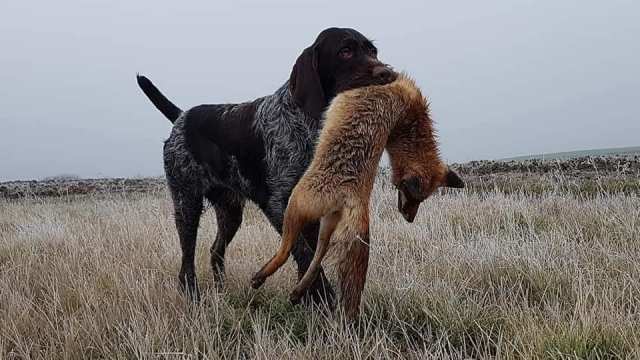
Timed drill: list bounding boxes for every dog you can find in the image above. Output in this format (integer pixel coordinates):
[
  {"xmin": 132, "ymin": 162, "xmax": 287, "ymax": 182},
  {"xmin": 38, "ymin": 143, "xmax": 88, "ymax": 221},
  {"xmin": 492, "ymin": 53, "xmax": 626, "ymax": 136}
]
[
  {"xmin": 136, "ymin": 28, "xmax": 397, "ymax": 304},
  {"xmin": 250, "ymin": 74, "xmax": 464, "ymax": 319}
]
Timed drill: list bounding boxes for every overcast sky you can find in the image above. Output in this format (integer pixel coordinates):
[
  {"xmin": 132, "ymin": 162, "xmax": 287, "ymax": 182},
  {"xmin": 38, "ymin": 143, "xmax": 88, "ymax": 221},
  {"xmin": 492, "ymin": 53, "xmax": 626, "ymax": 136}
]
[{"xmin": 1, "ymin": 0, "xmax": 638, "ymax": 181}]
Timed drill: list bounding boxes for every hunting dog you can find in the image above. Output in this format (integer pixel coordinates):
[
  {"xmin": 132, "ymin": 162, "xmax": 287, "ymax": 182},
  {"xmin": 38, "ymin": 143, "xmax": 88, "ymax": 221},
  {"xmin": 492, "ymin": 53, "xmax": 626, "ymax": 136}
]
[
  {"xmin": 136, "ymin": 28, "xmax": 396, "ymax": 304},
  {"xmin": 251, "ymin": 74, "xmax": 464, "ymax": 319}
]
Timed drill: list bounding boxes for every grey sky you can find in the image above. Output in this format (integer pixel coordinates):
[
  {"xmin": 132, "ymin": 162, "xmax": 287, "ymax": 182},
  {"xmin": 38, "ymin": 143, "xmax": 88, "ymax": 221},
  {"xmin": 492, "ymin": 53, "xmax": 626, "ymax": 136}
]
[{"xmin": 1, "ymin": 0, "xmax": 638, "ymax": 181}]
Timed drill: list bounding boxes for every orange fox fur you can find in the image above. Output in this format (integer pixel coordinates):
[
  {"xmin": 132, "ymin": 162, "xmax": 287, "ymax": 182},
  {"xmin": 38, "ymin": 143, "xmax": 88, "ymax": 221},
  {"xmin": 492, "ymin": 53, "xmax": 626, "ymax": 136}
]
[{"xmin": 251, "ymin": 73, "xmax": 464, "ymax": 319}]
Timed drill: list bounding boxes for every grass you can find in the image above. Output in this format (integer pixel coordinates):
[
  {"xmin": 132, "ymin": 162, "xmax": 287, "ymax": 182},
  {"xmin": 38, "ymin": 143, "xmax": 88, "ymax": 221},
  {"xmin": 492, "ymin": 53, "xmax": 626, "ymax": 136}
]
[{"xmin": 1, "ymin": 177, "xmax": 639, "ymax": 359}]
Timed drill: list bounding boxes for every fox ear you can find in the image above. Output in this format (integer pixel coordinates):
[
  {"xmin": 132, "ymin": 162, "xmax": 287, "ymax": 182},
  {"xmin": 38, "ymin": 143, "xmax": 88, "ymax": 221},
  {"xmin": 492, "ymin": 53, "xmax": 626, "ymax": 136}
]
[{"xmin": 444, "ymin": 169, "xmax": 465, "ymax": 188}]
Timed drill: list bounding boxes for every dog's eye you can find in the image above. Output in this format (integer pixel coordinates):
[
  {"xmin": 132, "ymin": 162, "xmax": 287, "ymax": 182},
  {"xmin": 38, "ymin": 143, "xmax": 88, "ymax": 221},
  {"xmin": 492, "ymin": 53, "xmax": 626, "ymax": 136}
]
[{"xmin": 338, "ymin": 47, "xmax": 353, "ymax": 59}]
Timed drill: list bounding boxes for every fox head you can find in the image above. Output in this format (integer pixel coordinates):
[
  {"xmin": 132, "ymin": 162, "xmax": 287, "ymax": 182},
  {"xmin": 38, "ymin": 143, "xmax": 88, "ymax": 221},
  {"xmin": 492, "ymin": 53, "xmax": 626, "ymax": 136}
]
[
  {"xmin": 396, "ymin": 166, "xmax": 464, "ymax": 222},
  {"xmin": 385, "ymin": 74, "xmax": 465, "ymax": 222}
]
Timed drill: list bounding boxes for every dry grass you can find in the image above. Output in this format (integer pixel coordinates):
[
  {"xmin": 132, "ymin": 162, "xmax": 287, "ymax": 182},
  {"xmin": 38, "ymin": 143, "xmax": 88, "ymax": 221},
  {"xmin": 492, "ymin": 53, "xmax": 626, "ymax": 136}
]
[{"xmin": 1, "ymin": 177, "xmax": 639, "ymax": 359}]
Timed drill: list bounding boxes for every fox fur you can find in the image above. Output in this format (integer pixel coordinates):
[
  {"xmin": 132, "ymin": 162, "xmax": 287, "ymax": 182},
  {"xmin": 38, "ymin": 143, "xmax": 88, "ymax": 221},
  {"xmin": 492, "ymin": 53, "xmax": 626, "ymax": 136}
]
[{"xmin": 251, "ymin": 73, "xmax": 464, "ymax": 319}]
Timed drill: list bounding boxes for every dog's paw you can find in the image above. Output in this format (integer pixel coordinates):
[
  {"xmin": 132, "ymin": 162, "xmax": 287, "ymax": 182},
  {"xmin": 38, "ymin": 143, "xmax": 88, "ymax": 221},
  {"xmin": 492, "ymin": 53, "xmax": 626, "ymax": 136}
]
[
  {"xmin": 179, "ymin": 273, "xmax": 201, "ymax": 303},
  {"xmin": 251, "ymin": 273, "xmax": 266, "ymax": 289}
]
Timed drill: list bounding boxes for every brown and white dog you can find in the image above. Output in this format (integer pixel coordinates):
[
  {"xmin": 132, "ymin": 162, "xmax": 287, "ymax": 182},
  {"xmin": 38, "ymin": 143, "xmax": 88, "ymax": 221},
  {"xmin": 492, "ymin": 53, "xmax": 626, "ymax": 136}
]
[{"xmin": 251, "ymin": 74, "xmax": 464, "ymax": 319}]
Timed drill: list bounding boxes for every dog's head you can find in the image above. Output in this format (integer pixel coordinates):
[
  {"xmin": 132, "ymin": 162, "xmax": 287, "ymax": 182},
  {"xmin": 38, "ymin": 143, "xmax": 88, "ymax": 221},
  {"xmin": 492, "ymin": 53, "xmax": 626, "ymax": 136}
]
[
  {"xmin": 396, "ymin": 166, "xmax": 464, "ymax": 223},
  {"xmin": 289, "ymin": 27, "xmax": 397, "ymax": 120}
]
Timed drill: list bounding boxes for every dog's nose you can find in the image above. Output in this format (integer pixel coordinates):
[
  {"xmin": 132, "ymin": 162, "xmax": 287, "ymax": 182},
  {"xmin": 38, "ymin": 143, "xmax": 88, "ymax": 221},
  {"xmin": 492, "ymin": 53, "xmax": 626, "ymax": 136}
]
[{"xmin": 372, "ymin": 66, "xmax": 396, "ymax": 84}]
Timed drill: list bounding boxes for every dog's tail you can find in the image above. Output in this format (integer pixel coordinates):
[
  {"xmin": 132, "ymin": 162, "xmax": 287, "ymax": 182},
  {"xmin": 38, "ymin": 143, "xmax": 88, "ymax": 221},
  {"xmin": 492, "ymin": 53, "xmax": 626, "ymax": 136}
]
[{"xmin": 136, "ymin": 74, "xmax": 182, "ymax": 123}]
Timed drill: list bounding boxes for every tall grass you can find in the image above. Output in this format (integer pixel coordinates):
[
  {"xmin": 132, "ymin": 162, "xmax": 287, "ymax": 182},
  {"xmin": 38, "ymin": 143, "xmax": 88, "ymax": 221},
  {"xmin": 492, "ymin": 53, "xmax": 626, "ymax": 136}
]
[{"xmin": 1, "ymin": 179, "xmax": 639, "ymax": 359}]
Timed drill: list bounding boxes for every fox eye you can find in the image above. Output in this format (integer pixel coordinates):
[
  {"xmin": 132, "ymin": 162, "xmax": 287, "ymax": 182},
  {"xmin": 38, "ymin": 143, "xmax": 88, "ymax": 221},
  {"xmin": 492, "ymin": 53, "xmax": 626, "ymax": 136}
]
[{"xmin": 339, "ymin": 47, "xmax": 353, "ymax": 59}]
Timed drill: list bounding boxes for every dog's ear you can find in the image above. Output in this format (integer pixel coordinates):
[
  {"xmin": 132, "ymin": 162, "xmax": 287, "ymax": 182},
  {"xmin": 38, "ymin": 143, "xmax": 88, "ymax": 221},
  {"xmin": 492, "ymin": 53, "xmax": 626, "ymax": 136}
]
[
  {"xmin": 443, "ymin": 169, "xmax": 465, "ymax": 188},
  {"xmin": 289, "ymin": 46, "xmax": 326, "ymax": 120}
]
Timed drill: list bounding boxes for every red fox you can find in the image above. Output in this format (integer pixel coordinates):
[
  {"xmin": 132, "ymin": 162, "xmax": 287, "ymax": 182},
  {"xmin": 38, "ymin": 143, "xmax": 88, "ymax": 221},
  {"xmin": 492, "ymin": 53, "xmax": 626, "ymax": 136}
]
[{"xmin": 251, "ymin": 73, "xmax": 464, "ymax": 319}]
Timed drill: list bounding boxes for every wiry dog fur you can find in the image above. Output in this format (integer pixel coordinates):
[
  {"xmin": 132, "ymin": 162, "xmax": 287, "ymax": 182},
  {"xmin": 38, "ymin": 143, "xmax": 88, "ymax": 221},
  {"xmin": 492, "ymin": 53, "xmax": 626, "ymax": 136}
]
[
  {"xmin": 251, "ymin": 74, "xmax": 464, "ymax": 319},
  {"xmin": 137, "ymin": 28, "xmax": 396, "ymax": 305}
]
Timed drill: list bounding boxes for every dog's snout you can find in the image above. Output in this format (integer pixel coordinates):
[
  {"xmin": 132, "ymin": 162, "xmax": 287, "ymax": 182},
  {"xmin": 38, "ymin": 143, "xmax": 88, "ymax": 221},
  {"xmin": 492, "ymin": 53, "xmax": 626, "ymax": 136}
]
[{"xmin": 372, "ymin": 66, "xmax": 397, "ymax": 84}]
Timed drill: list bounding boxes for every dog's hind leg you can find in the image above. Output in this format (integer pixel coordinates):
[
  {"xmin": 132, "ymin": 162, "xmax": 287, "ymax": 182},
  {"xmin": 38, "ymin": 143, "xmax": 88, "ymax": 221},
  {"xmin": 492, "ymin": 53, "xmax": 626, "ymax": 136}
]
[
  {"xmin": 251, "ymin": 195, "xmax": 318, "ymax": 289},
  {"xmin": 207, "ymin": 188, "xmax": 245, "ymax": 286},
  {"xmin": 170, "ymin": 187, "xmax": 204, "ymax": 302},
  {"xmin": 289, "ymin": 210, "xmax": 342, "ymax": 304}
]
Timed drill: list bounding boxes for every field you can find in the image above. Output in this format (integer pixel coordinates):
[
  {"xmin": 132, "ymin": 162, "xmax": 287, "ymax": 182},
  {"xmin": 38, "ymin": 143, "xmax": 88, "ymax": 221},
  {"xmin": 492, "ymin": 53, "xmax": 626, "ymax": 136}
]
[{"xmin": 1, "ymin": 156, "xmax": 639, "ymax": 359}]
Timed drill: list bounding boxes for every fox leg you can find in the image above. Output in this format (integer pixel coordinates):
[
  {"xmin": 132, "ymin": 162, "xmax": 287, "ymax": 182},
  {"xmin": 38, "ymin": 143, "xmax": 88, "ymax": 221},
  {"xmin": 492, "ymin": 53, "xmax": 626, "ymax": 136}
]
[
  {"xmin": 251, "ymin": 195, "xmax": 317, "ymax": 289},
  {"xmin": 289, "ymin": 210, "xmax": 342, "ymax": 304},
  {"xmin": 337, "ymin": 206, "xmax": 371, "ymax": 320}
]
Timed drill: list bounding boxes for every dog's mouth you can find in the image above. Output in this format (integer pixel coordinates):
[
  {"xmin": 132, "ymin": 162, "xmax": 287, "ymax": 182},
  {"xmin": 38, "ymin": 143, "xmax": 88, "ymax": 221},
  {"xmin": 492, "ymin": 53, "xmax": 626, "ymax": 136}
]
[
  {"xmin": 372, "ymin": 65, "xmax": 398, "ymax": 85},
  {"xmin": 367, "ymin": 65, "xmax": 398, "ymax": 86},
  {"xmin": 337, "ymin": 65, "xmax": 398, "ymax": 92}
]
